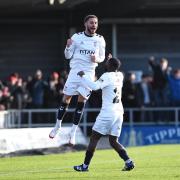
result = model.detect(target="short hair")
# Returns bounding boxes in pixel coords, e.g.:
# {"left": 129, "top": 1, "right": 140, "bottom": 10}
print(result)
{"left": 84, "top": 15, "right": 98, "bottom": 23}
{"left": 108, "top": 58, "right": 121, "bottom": 70}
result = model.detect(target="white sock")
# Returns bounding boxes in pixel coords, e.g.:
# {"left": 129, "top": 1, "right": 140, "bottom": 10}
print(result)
{"left": 125, "top": 159, "right": 132, "bottom": 164}
{"left": 55, "top": 119, "right": 62, "bottom": 129}
{"left": 70, "top": 124, "right": 78, "bottom": 136}
{"left": 83, "top": 164, "right": 88, "bottom": 168}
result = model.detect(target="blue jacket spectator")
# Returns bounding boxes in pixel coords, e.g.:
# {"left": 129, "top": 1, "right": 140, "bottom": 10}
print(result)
{"left": 167, "top": 69, "right": 180, "bottom": 106}
{"left": 28, "top": 69, "right": 48, "bottom": 108}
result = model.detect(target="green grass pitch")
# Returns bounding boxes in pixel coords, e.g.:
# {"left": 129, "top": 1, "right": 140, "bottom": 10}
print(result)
{"left": 0, "top": 145, "right": 180, "bottom": 180}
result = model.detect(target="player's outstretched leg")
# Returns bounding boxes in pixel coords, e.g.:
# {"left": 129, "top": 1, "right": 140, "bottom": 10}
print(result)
{"left": 69, "top": 100, "right": 85, "bottom": 145}
{"left": 109, "top": 135, "right": 135, "bottom": 171}
{"left": 49, "top": 102, "right": 69, "bottom": 138}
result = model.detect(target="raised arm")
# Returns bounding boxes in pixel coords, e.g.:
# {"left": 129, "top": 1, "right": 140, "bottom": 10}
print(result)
{"left": 148, "top": 56, "right": 157, "bottom": 71}
{"left": 64, "top": 35, "right": 76, "bottom": 59}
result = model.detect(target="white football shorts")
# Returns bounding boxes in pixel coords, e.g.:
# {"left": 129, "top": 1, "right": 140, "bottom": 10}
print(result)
{"left": 92, "top": 110, "right": 123, "bottom": 137}
{"left": 63, "top": 69, "right": 95, "bottom": 100}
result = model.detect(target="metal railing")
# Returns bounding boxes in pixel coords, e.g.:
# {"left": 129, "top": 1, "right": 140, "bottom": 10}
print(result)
{"left": 1, "top": 107, "right": 180, "bottom": 136}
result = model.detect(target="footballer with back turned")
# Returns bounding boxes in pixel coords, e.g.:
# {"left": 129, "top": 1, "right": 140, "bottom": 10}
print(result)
{"left": 74, "top": 57, "right": 135, "bottom": 171}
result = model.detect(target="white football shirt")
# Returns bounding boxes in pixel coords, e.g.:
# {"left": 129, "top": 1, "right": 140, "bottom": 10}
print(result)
{"left": 64, "top": 32, "right": 105, "bottom": 72}
{"left": 81, "top": 71, "right": 124, "bottom": 113}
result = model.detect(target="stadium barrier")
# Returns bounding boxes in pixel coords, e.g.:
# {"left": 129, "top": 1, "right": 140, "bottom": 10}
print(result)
{"left": 0, "top": 107, "right": 179, "bottom": 131}
{"left": 0, "top": 127, "right": 87, "bottom": 154}
{"left": 0, "top": 107, "right": 180, "bottom": 147}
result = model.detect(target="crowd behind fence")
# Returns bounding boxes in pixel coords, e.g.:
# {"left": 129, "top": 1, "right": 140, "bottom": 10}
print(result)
{"left": 1, "top": 56, "right": 180, "bottom": 130}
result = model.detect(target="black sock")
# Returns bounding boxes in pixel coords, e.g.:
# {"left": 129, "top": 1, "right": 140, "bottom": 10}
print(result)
{"left": 72, "top": 102, "right": 85, "bottom": 125}
{"left": 118, "top": 148, "right": 130, "bottom": 161}
{"left": 57, "top": 102, "right": 68, "bottom": 120}
{"left": 84, "top": 150, "right": 94, "bottom": 165}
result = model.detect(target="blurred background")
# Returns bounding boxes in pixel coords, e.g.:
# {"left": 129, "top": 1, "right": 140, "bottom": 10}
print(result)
{"left": 0, "top": 0, "right": 180, "bottom": 153}
{"left": 1, "top": 0, "right": 180, "bottom": 78}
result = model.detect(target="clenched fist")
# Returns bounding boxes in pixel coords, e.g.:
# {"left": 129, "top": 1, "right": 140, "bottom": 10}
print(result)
{"left": 66, "top": 39, "right": 73, "bottom": 48}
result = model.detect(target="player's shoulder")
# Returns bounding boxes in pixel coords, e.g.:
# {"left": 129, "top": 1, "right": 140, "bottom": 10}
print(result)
{"left": 116, "top": 71, "right": 124, "bottom": 80}
{"left": 71, "top": 32, "right": 83, "bottom": 39}
{"left": 118, "top": 71, "right": 124, "bottom": 77}
{"left": 96, "top": 33, "right": 102, "bottom": 37}
{"left": 95, "top": 33, "right": 104, "bottom": 39}
{"left": 76, "top": 32, "right": 84, "bottom": 36}
{"left": 95, "top": 33, "right": 105, "bottom": 44}
{"left": 99, "top": 72, "right": 109, "bottom": 81}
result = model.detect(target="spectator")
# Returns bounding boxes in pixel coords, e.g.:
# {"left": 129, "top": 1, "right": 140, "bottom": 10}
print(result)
{"left": 0, "top": 80, "right": 4, "bottom": 90}
{"left": 8, "top": 75, "right": 25, "bottom": 109}
{"left": 60, "top": 69, "right": 68, "bottom": 81}
{"left": 0, "top": 86, "right": 12, "bottom": 109}
{"left": 122, "top": 72, "right": 138, "bottom": 107}
{"left": 136, "top": 74, "right": 154, "bottom": 121}
{"left": 27, "top": 69, "right": 48, "bottom": 108}
{"left": 0, "top": 89, "right": 6, "bottom": 110}
{"left": 45, "top": 72, "right": 64, "bottom": 108}
{"left": 0, "top": 80, "right": 6, "bottom": 110}
{"left": 168, "top": 69, "right": 180, "bottom": 106}
{"left": 148, "top": 57, "right": 170, "bottom": 106}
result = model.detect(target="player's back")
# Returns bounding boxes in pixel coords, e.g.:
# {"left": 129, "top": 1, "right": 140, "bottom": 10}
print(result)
{"left": 101, "top": 71, "right": 124, "bottom": 113}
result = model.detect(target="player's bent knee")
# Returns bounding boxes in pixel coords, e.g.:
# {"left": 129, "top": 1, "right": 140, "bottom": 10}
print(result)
{"left": 78, "top": 95, "right": 87, "bottom": 102}
{"left": 62, "top": 95, "right": 72, "bottom": 104}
